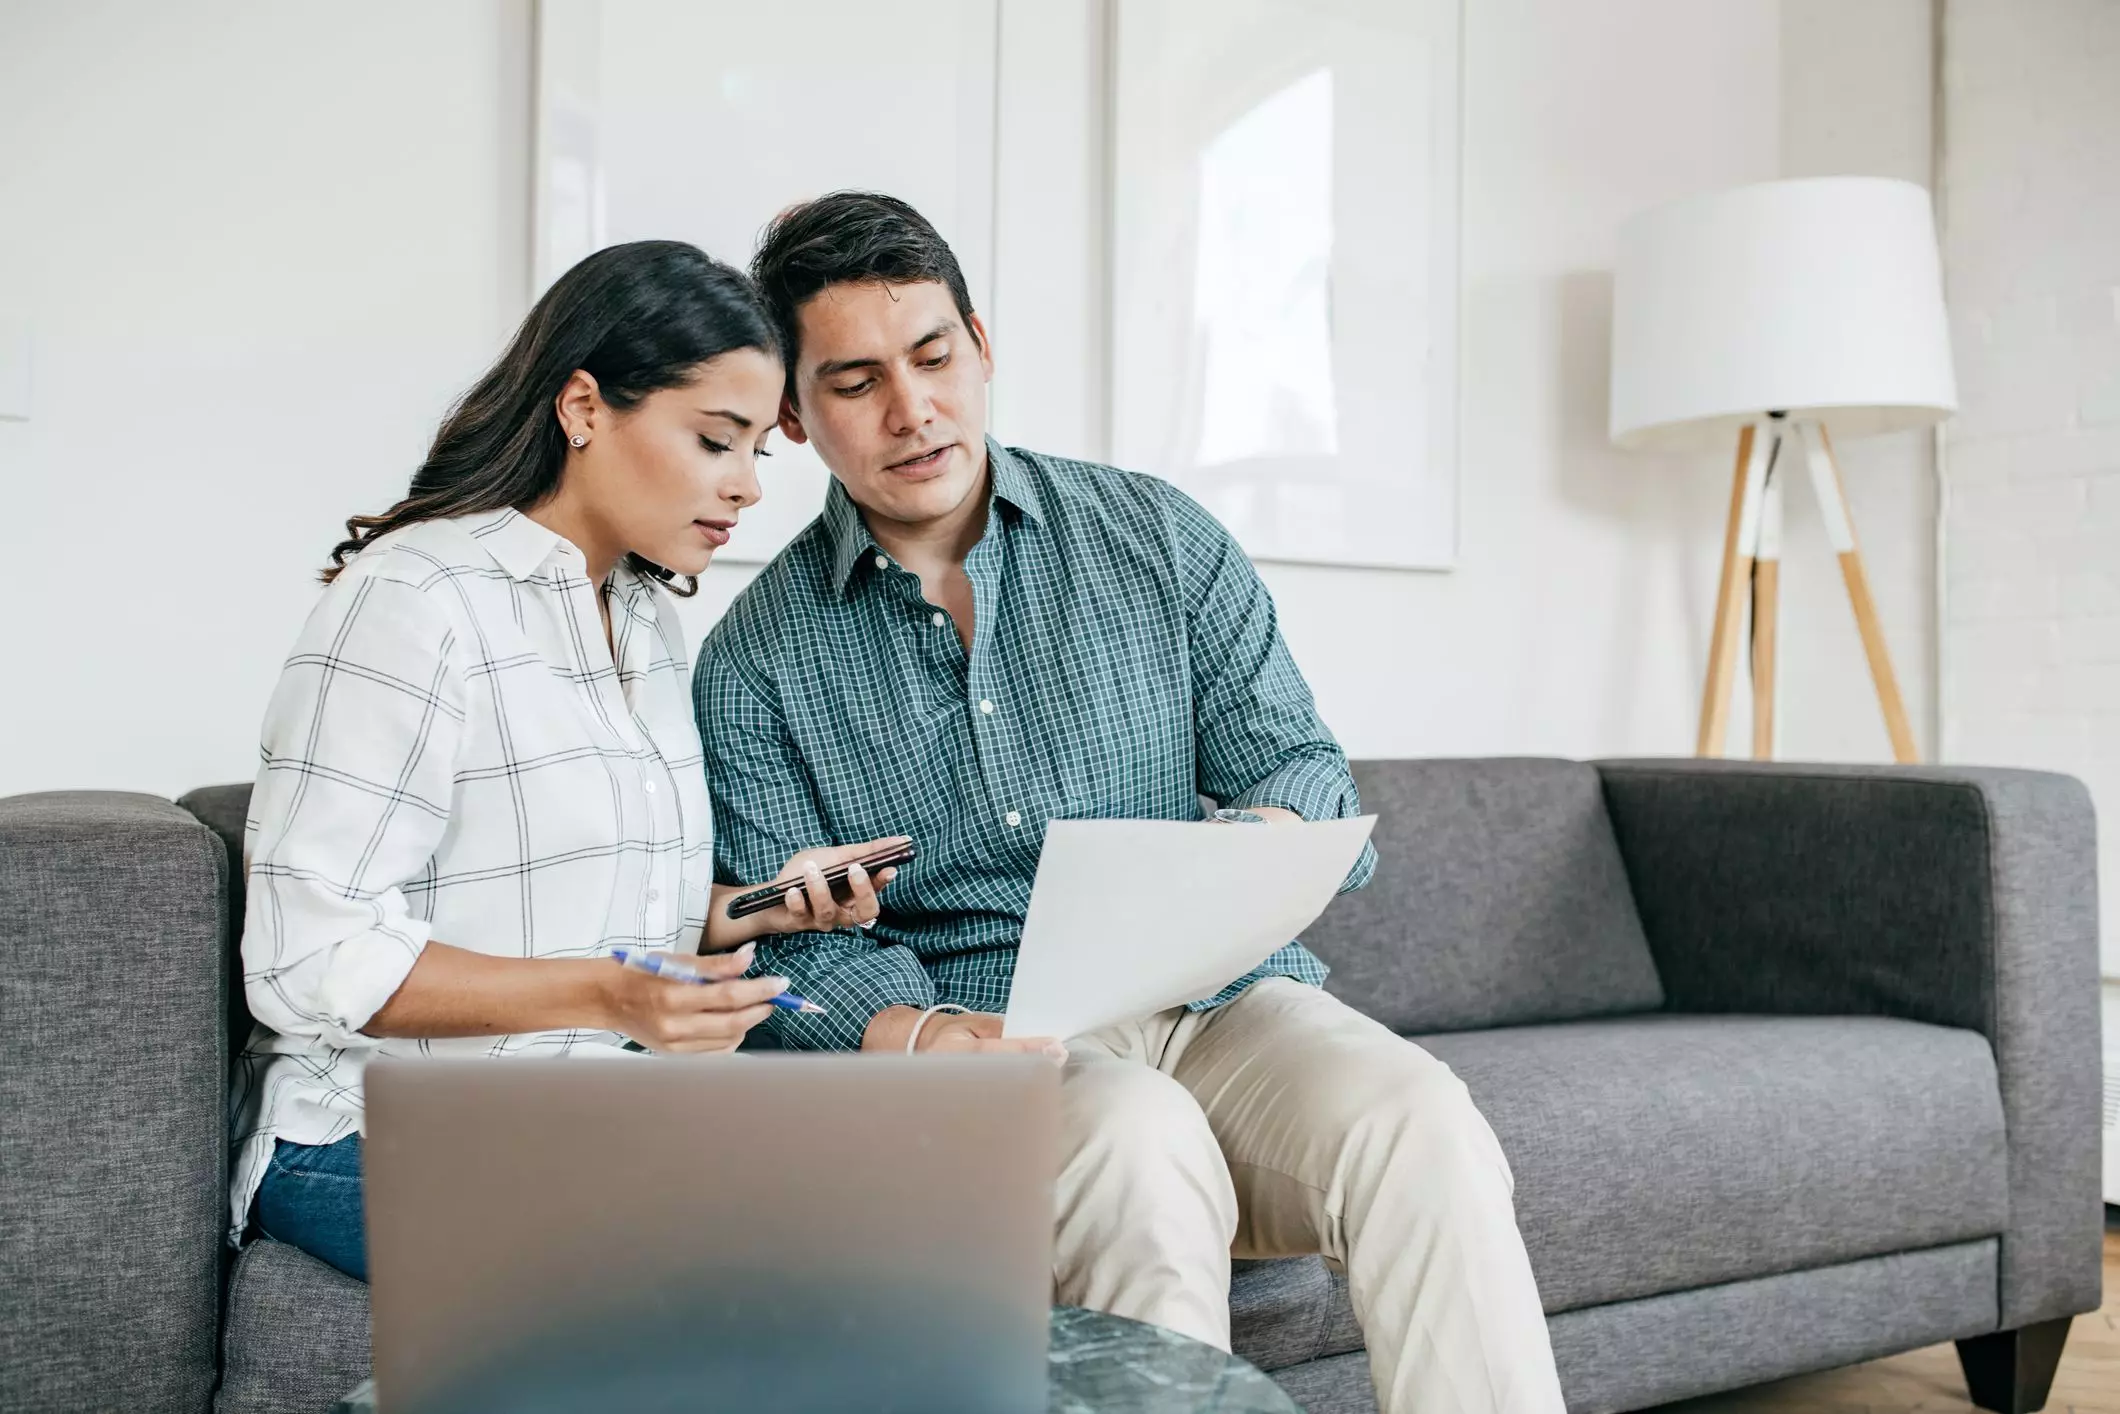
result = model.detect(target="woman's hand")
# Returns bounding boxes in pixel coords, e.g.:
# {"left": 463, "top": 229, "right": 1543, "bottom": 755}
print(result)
{"left": 706, "top": 837, "right": 909, "bottom": 950}
{"left": 595, "top": 942, "right": 786, "bottom": 1053}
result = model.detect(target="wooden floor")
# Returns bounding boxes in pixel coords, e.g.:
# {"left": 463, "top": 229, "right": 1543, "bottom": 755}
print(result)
{"left": 1653, "top": 1216, "right": 2119, "bottom": 1414}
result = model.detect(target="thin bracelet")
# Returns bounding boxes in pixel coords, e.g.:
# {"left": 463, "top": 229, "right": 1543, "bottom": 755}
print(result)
{"left": 905, "top": 1003, "right": 970, "bottom": 1055}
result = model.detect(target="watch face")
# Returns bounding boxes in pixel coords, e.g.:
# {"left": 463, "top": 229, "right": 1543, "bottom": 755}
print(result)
{"left": 1212, "top": 808, "right": 1266, "bottom": 824}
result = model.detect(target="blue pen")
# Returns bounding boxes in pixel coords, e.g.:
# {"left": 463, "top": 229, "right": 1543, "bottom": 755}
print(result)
{"left": 607, "top": 945, "right": 828, "bottom": 1014}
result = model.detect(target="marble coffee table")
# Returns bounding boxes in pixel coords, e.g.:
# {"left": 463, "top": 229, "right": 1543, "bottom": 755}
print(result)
{"left": 333, "top": 1305, "right": 1300, "bottom": 1413}
{"left": 1044, "top": 1305, "right": 1301, "bottom": 1411}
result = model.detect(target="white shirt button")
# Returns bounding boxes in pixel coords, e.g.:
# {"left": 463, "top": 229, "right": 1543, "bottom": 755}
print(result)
{"left": 642, "top": 779, "right": 657, "bottom": 794}
{"left": 874, "top": 554, "right": 889, "bottom": 570}
{"left": 979, "top": 699, "right": 995, "bottom": 715}
{"left": 932, "top": 612, "right": 947, "bottom": 627}
{"left": 647, "top": 889, "right": 660, "bottom": 902}
{"left": 1004, "top": 810, "right": 1021, "bottom": 827}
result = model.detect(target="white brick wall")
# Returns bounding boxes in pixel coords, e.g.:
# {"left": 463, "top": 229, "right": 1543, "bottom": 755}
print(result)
{"left": 1942, "top": 0, "right": 2120, "bottom": 975}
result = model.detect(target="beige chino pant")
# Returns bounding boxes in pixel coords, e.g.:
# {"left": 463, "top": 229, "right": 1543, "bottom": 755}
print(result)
{"left": 1052, "top": 978, "right": 1566, "bottom": 1414}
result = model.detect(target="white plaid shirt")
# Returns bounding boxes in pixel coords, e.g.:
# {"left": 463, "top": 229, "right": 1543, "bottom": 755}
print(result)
{"left": 227, "top": 508, "right": 713, "bottom": 1243}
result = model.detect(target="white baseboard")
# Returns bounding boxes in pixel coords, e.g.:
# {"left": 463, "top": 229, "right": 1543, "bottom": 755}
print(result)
{"left": 2103, "top": 982, "right": 2119, "bottom": 1205}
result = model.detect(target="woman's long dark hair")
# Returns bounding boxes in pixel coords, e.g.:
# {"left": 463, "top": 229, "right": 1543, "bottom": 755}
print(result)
{"left": 324, "top": 240, "right": 779, "bottom": 595}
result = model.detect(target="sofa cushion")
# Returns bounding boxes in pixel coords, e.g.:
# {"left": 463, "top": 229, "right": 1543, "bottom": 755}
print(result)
{"left": 1, "top": 792, "right": 228, "bottom": 1414}
{"left": 217, "top": 1239, "right": 371, "bottom": 1414}
{"left": 1307, "top": 759, "right": 1664, "bottom": 1034}
{"left": 177, "top": 783, "right": 255, "bottom": 1060}
{"left": 209, "top": 1020, "right": 2007, "bottom": 1392}
{"left": 215, "top": 1239, "right": 1359, "bottom": 1397}
{"left": 1229, "top": 1257, "right": 1363, "bottom": 1373}
{"left": 1415, "top": 1014, "right": 2009, "bottom": 1314}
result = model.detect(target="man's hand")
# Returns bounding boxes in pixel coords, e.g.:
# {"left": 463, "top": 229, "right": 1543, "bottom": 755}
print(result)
{"left": 706, "top": 836, "right": 908, "bottom": 950}
{"left": 1208, "top": 805, "right": 1302, "bottom": 825}
{"left": 862, "top": 1005, "right": 1067, "bottom": 1063}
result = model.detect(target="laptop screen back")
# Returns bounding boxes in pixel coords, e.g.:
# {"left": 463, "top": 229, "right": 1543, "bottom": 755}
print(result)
{"left": 364, "top": 1054, "right": 1058, "bottom": 1414}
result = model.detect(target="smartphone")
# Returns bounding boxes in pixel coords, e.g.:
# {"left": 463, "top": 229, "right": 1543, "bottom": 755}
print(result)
{"left": 724, "top": 840, "right": 918, "bottom": 920}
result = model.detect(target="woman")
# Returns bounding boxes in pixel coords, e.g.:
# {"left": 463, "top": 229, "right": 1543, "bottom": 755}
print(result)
{"left": 228, "top": 241, "right": 900, "bottom": 1281}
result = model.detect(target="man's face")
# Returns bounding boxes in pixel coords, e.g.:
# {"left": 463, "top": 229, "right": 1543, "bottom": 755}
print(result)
{"left": 777, "top": 279, "right": 994, "bottom": 530}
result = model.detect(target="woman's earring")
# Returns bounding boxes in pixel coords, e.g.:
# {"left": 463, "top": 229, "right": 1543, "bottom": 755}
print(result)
{"left": 569, "top": 434, "right": 587, "bottom": 448}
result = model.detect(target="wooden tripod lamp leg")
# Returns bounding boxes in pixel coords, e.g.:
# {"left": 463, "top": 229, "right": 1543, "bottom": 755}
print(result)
{"left": 1698, "top": 424, "right": 1766, "bottom": 757}
{"left": 1751, "top": 464, "right": 1785, "bottom": 759}
{"left": 1798, "top": 422, "right": 1921, "bottom": 763}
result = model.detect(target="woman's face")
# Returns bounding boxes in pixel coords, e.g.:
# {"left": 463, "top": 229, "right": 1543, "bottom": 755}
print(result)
{"left": 564, "top": 346, "right": 785, "bottom": 577}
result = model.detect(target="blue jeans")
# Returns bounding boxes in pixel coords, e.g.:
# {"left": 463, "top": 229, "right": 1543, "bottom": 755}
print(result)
{"left": 255, "top": 1135, "right": 368, "bottom": 1282}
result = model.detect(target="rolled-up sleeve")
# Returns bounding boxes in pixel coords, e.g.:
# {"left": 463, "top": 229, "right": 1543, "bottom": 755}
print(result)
{"left": 694, "top": 624, "right": 936, "bottom": 1050}
{"left": 1168, "top": 485, "right": 1377, "bottom": 894}
{"left": 243, "top": 573, "right": 465, "bottom": 1050}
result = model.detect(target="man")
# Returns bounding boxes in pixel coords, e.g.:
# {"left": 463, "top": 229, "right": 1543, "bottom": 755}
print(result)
{"left": 695, "top": 191, "right": 1565, "bottom": 1414}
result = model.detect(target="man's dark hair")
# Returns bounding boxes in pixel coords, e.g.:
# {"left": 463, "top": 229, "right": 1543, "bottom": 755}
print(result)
{"left": 750, "top": 191, "right": 980, "bottom": 401}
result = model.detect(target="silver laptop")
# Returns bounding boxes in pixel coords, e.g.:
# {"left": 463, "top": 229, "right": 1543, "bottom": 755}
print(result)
{"left": 363, "top": 1054, "right": 1059, "bottom": 1414}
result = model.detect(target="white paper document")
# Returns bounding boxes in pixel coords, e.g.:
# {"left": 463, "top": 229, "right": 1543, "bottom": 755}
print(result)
{"left": 1002, "top": 816, "right": 1377, "bottom": 1041}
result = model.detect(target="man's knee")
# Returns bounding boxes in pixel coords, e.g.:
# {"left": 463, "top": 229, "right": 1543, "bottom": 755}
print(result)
{"left": 1051, "top": 1061, "right": 1236, "bottom": 1348}
{"left": 1059, "top": 1060, "right": 1235, "bottom": 1222}
{"left": 1064, "top": 1059, "right": 1219, "bottom": 1158}
{"left": 1330, "top": 1046, "right": 1516, "bottom": 1199}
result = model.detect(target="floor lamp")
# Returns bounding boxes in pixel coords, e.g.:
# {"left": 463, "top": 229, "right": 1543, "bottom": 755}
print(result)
{"left": 1609, "top": 177, "right": 1958, "bottom": 763}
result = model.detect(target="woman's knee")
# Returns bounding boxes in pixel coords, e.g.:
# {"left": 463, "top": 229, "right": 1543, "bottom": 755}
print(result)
{"left": 254, "top": 1137, "right": 370, "bottom": 1281}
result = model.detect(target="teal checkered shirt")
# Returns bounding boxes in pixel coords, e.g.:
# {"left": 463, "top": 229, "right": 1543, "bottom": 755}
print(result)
{"left": 694, "top": 439, "right": 1376, "bottom": 1050}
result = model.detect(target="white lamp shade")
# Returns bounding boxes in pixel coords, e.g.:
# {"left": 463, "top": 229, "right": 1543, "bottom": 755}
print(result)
{"left": 1609, "top": 176, "right": 1957, "bottom": 453}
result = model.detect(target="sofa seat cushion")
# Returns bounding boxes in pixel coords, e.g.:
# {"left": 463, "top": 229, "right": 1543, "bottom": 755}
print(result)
{"left": 212, "top": 1017, "right": 2006, "bottom": 1392}
{"left": 214, "top": 1236, "right": 1361, "bottom": 1394}
{"left": 1307, "top": 760, "right": 1666, "bottom": 1034}
{"left": 1229, "top": 1256, "right": 1363, "bottom": 1373}
{"left": 1415, "top": 1014, "right": 2009, "bottom": 1314}
{"left": 217, "top": 1238, "right": 371, "bottom": 1414}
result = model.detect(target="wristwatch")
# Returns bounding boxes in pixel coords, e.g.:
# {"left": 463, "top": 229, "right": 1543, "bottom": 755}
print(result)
{"left": 1209, "top": 808, "right": 1266, "bottom": 824}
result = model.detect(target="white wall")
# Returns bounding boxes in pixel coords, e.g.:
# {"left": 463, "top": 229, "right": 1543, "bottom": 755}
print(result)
{"left": 0, "top": 1, "right": 532, "bottom": 798}
{"left": 1939, "top": 0, "right": 2120, "bottom": 976}
{"left": 1291, "top": 0, "right": 1937, "bottom": 765}
{"left": 1774, "top": 0, "right": 1938, "bottom": 762}
{"left": 1272, "top": 0, "right": 1778, "bottom": 761}
{"left": 728, "top": 0, "right": 1940, "bottom": 771}
{"left": 0, "top": 0, "right": 1938, "bottom": 801}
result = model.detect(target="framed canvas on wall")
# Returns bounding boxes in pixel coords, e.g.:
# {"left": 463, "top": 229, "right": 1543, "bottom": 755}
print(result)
{"left": 1109, "top": 0, "right": 1463, "bottom": 571}
{"left": 532, "top": 0, "right": 1000, "bottom": 565}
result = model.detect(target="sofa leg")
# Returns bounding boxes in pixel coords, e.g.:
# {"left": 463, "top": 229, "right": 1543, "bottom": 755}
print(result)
{"left": 1955, "top": 1317, "right": 2072, "bottom": 1414}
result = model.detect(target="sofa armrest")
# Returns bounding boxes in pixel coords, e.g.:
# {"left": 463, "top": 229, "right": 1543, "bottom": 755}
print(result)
{"left": 1595, "top": 759, "right": 2102, "bottom": 1330}
{"left": 0, "top": 792, "right": 228, "bottom": 1413}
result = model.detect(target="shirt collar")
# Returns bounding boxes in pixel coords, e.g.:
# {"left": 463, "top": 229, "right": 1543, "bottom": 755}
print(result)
{"left": 464, "top": 507, "right": 571, "bottom": 583}
{"left": 988, "top": 438, "right": 1047, "bottom": 528}
{"left": 821, "top": 480, "right": 874, "bottom": 599}
{"left": 824, "top": 437, "right": 1046, "bottom": 599}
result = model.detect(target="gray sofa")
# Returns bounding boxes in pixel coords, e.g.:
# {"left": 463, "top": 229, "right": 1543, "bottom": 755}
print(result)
{"left": 0, "top": 758, "right": 2105, "bottom": 1414}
